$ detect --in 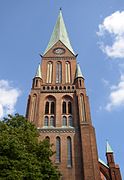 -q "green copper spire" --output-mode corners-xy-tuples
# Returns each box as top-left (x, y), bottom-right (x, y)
(35, 64), (42, 78)
(106, 141), (113, 153)
(44, 9), (75, 55)
(75, 63), (84, 79)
